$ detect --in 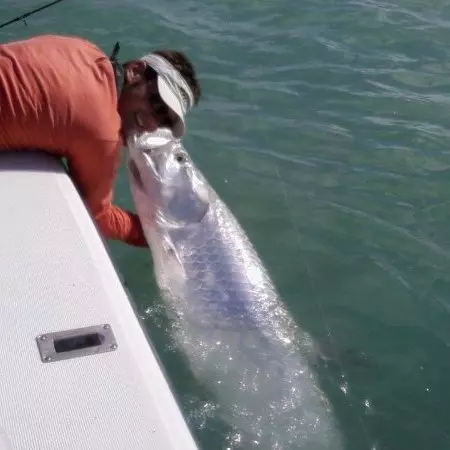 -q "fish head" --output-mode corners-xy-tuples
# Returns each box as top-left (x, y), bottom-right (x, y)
(127, 128), (210, 228)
